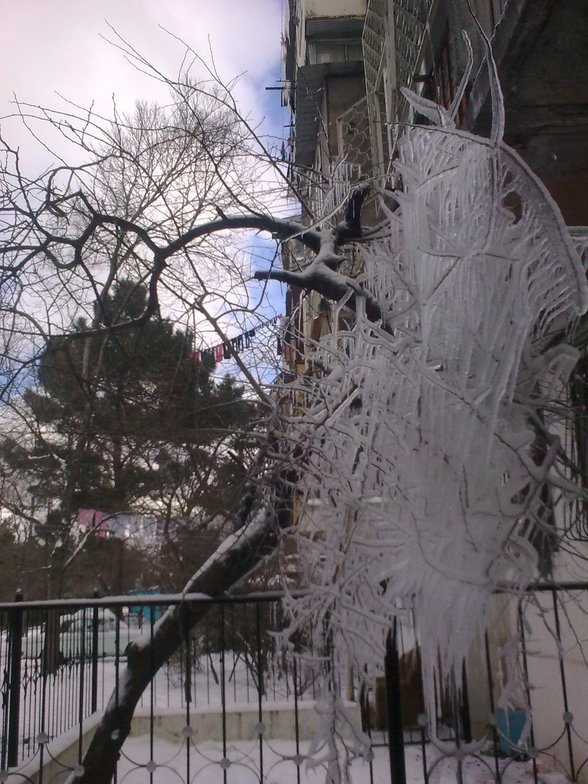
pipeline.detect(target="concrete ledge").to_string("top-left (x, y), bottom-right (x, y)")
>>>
top-left (6, 701), bottom-right (362, 783)
top-left (130, 699), bottom-right (343, 743)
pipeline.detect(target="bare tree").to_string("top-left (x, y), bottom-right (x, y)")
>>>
top-left (0, 36), bottom-right (380, 780)
top-left (2, 24), bottom-right (588, 783)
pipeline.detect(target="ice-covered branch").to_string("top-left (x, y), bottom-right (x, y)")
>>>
top-left (254, 184), bottom-right (386, 325)
top-left (284, 80), bottom-right (588, 725)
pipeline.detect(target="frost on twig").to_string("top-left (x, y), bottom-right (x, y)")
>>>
top-left (304, 695), bottom-right (372, 784)
top-left (283, 71), bottom-right (588, 737)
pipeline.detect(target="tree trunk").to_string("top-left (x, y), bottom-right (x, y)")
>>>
top-left (68, 494), bottom-right (288, 784)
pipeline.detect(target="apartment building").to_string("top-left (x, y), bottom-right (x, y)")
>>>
top-left (363, 0), bottom-right (588, 223)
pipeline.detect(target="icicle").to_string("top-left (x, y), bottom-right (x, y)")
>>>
top-left (283, 30), bottom-right (588, 757)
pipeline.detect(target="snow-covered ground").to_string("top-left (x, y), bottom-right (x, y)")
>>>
top-left (3, 648), bottom-right (573, 782)
top-left (118, 735), bottom-right (569, 783)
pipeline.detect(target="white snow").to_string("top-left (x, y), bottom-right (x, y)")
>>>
top-left (116, 734), bottom-right (570, 784)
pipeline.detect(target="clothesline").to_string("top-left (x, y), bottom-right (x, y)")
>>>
top-left (189, 315), bottom-right (283, 363)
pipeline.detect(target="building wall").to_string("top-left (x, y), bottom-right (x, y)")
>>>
top-left (304, 0), bottom-right (366, 18)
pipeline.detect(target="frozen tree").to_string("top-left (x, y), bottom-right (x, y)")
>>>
top-left (1, 29), bottom-right (587, 784)
top-left (280, 35), bottom-right (588, 762)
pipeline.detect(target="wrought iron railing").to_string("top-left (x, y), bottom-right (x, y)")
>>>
top-left (0, 584), bottom-right (587, 782)
top-left (0, 592), bottom-right (384, 782)
top-left (415, 582), bottom-right (588, 784)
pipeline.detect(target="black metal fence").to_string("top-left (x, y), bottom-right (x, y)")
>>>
top-left (394, 582), bottom-right (588, 784)
top-left (1, 591), bottom-right (379, 783)
top-left (0, 584), bottom-right (587, 783)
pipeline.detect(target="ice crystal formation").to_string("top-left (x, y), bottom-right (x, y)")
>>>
top-left (285, 85), bottom-right (588, 699)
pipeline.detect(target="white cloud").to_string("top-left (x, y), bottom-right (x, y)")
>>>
top-left (0, 0), bottom-right (290, 382)
top-left (1, 0), bottom-right (283, 130)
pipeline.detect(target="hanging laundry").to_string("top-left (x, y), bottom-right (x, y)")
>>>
top-left (190, 318), bottom-right (280, 361)
top-left (77, 508), bottom-right (109, 538)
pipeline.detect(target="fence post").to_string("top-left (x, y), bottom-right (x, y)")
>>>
top-left (91, 590), bottom-right (100, 713)
top-left (460, 661), bottom-right (472, 744)
top-left (385, 619), bottom-right (407, 784)
top-left (7, 590), bottom-right (24, 768)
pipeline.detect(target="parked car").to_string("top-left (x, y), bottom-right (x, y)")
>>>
top-left (22, 608), bottom-right (144, 660)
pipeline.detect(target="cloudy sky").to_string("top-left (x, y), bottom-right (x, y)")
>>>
top-left (1, 0), bottom-right (284, 134)
top-left (0, 0), bottom-right (289, 378)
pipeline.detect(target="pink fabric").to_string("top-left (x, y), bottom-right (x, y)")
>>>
top-left (77, 508), bottom-right (109, 537)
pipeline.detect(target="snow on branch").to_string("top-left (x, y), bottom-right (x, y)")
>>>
top-left (284, 80), bottom-right (588, 717)
top-left (253, 184), bottom-right (386, 324)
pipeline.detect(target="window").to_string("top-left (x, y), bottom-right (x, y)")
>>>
top-left (307, 40), bottom-right (363, 65)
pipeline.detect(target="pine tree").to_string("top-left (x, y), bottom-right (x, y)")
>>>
top-left (0, 280), bottom-right (257, 596)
